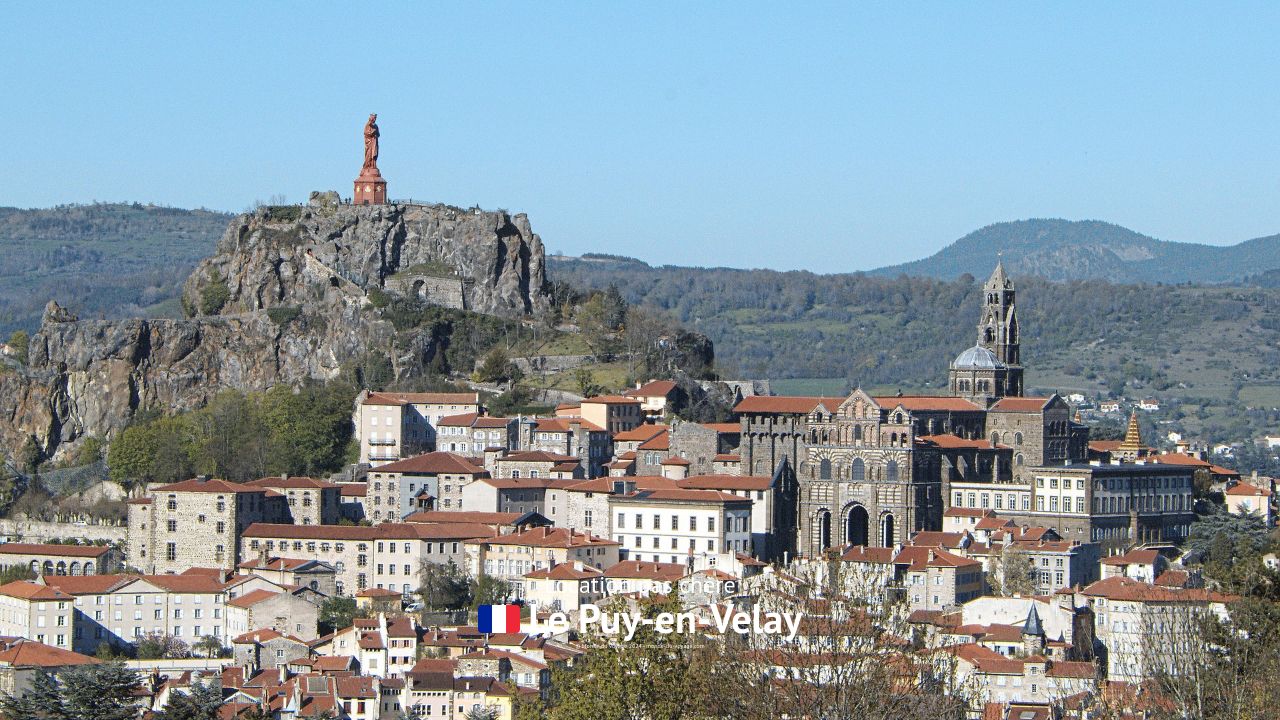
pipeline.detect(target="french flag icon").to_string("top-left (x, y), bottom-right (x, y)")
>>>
top-left (478, 604), bottom-right (521, 633)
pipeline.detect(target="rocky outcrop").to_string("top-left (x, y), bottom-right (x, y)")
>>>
top-left (0, 203), bottom-right (552, 460)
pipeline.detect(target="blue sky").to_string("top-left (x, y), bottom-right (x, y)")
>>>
top-left (2, 3), bottom-right (1278, 271)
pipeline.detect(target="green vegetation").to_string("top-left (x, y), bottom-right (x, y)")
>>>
top-left (319, 595), bottom-right (359, 633)
top-left (106, 382), bottom-right (354, 489)
top-left (0, 662), bottom-right (142, 720)
top-left (198, 270), bottom-right (230, 315)
top-left (0, 203), bottom-right (230, 335)
top-left (418, 560), bottom-right (472, 611)
top-left (266, 305), bottom-right (302, 326)
top-left (263, 205), bottom-right (302, 223)
top-left (5, 329), bottom-right (28, 363)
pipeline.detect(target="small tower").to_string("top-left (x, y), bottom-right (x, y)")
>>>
top-left (1021, 604), bottom-right (1046, 656)
top-left (1113, 411), bottom-right (1146, 462)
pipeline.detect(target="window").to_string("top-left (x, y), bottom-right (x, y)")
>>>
top-left (166, 543), bottom-right (177, 561)
top-left (167, 520), bottom-right (177, 532)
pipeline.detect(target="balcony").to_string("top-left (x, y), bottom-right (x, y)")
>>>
top-left (367, 438), bottom-right (397, 446)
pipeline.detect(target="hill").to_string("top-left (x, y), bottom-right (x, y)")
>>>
top-left (869, 219), bottom-right (1280, 284)
top-left (0, 203), bottom-right (231, 334)
top-left (550, 256), bottom-right (1280, 443)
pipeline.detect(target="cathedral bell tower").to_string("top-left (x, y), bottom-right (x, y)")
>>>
top-left (949, 263), bottom-right (1025, 404)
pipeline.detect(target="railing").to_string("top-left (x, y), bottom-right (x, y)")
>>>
top-left (367, 438), bottom-right (397, 446)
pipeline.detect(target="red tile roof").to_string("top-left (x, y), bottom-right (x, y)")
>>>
top-left (0, 639), bottom-right (98, 668)
top-left (1225, 483), bottom-right (1271, 497)
top-left (839, 546), bottom-right (896, 564)
top-left (604, 560), bottom-right (687, 582)
top-left (1101, 549), bottom-right (1160, 566)
top-left (374, 452), bottom-right (490, 476)
top-left (989, 397), bottom-right (1053, 412)
top-left (246, 476), bottom-right (337, 490)
top-left (152, 478), bottom-right (268, 494)
top-left (624, 380), bottom-right (678, 398)
top-left (1082, 576), bottom-right (1235, 603)
top-left (501, 451), bottom-right (579, 463)
top-left (637, 432), bottom-right (670, 451)
top-left (874, 396), bottom-right (982, 412)
top-left (613, 488), bottom-right (752, 504)
top-left (228, 589), bottom-right (282, 609)
top-left (403, 510), bottom-right (524, 525)
top-left (613, 424), bottom-right (669, 442)
top-left (525, 562), bottom-right (605, 580)
top-left (0, 581), bottom-right (71, 600)
top-left (582, 395), bottom-right (641, 405)
top-left (338, 483), bottom-right (367, 497)
top-left (38, 574), bottom-right (136, 595)
top-left (734, 396), bottom-right (839, 414)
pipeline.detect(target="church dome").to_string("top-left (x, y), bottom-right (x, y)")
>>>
top-left (953, 345), bottom-right (1005, 369)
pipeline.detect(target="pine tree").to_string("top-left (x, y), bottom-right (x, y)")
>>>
top-left (153, 678), bottom-right (224, 720)
top-left (0, 667), bottom-right (68, 720)
top-left (60, 662), bottom-right (142, 720)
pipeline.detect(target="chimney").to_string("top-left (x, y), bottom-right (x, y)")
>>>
top-left (278, 664), bottom-right (287, 685)
top-left (196, 474), bottom-right (211, 482)
top-left (281, 473), bottom-right (288, 481)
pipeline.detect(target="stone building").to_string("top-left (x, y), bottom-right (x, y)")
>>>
top-left (355, 391), bottom-right (482, 467)
top-left (367, 452), bottom-right (490, 520)
top-left (126, 478), bottom-right (289, 575)
top-left (245, 475), bottom-right (342, 526)
top-left (668, 421), bottom-right (742, 476)
top-left (737, 266), bottom-right (1091, 558)
top-left (0, 543), bottom-right (118, 577)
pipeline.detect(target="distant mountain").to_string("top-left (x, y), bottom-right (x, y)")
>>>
top-left (0, 203), bottom-right (231, 334)
top-left (869, 219), bottom-right (1280, 284)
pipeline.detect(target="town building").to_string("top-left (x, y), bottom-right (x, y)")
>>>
top-left (0, 581), bottom-right (74, 650)
top-left (368, 452), bottom-right (490, 520)
top-left (1224, 481), bottom-right (1273, 525)
top-left (245, 475), bottom-right (342, 525)
top-left (622, 380), bottom-right (679, 421)
top-left (464, 527), bottom-right (620, 597)
top-left (355, 391), bottom-right (481, 466)
top-left (127, 477), bottom-right (289, 575)
top-left (0, 543), bottom-right (118, 577)
top-left (435, 413), bottom-right (519, 454)
top-left (609, 488), bottom-right (753, 567)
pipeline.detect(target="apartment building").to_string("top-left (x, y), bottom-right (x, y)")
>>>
top-left (464, 527), bottom-right (620, 597)
top-left (127, 478), bottom-right (288, 575)
top-left (368, 452), bottom-right (489, 519)
top-left (676, 474), bottom-right (780, 559)
top-left (436, 413), bottom-right (519, 454)
top-left (489, 451), bottom-right (583, 482)
top-left (0, 581), bottom-right (74, 649)
top-left (244, 475), bottom-right (342, 525)
top-left (578, 396), bottom-right (643, 435)
top-left (622, 380), bottom-right (679, 421)
top-left (948, 461), bottom-right (1198, 545)
top-left (241, 522), bottom-right (496, 596)
top-left (40, 572), bottom-right (231, 656)
top-left (547, 476), bottom-right (675, 537)
top-left (609, 488), bottom-right (752, 567)
top-left (225, 589), bottom-right (319, 641)
top-left (355, 391), bottom-right (482, 466)
top-left (896, 546), bottom-right (985, 613)
top-left (236, 557), bottom-right (338, 597)
top-left (528, 417), bottom-right (611, 478)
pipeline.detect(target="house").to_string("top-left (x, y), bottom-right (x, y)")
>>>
top-left (465, 527), bottom-right (620, 597)
top-left (0, 581), bottom-right (74, 650)
top-left (623, 380), bottom-right (679, 420)
top-left (524, 562), bottom-right (606, 613)
top-left (677, 473), bottom-right (783, 559)
top-left (231, 628), bottom-right (311, 671)
top-left (578, 396), bottom-right (644, 435)
top-left (897, 546), bottom-right (985, 613)
top-left (528, 417), bottom-right (611, 477)
top-left (225, 589), bottom-right (319, 641)
top-left (368, 451), bottom-right (490, 519)
top-left (435, 413), bottom-right (519, 454)
top-left (1082, 576), bottom-right (1235, 683)
top-left (244, 475), bottom-right (342, 525)
top-left (1100, 548), bottom-right (1167, 584)
top-left (602, 560), bottom-right (687, 597)
top-left (1224, 482), bottom-right (1273, 525)
top-left (236, 557), bottom-right (338, 597)
top-left (0, 638), bottom-right (98, 699)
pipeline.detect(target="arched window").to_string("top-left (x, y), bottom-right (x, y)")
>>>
top-left (886, 460), bottom-right (899, 483)
top-left (1015, 454), bottom-right (1024, 466)
top-left (1015, 432), bottom-right (1023, 446)
top-left (851, 458), bottom-right (865, 482)
top-left (69, 562), bottom-right (82, 576)
top-left (991, 432), bottom-right (1000, 445)
top-left (853, 425), bottom-right (862, 441)
top-left (894, 413), bottom-right (903, 424)
top-left (42, 561), bottom-right (53, 576)
top-left (819, 459), bottom-right (832, 480)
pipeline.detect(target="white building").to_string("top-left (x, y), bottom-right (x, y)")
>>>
top-left (0, 581), bottom-right (74, 650)
top-left (355, 391), bottom-right (481, 467)
top-left (609, 488), bottom-right (752, 567)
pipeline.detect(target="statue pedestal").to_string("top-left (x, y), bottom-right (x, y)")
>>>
top-left (354, 169), bottom-right (387, 205)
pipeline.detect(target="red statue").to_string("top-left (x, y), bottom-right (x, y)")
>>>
top-left (355, 113), bottom-right (387, 204)
top-left (362, 114), bottom-right (380, 171)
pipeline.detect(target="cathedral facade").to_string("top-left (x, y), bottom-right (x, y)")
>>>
top-left (736, 265), bottom-right (1090, 558)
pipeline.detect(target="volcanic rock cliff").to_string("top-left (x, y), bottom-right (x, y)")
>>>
top-left (0, 202), bottom-right (551, 459)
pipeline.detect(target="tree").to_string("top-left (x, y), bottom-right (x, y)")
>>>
top-left (153, 678), bottom-right (224, 720)
top-left (573, 367), bottom-right (604, 398)
top-left (0, 564), bottom-right (34, 584)
top-left (17, 435), bottom-right (42, 474)
top-left (464, 707), bottom-right (500, 720)
top-left (997, 545), bottom-right (1036, 597)
top-left (419, 560), bottom-right (472, 611)
top-left (319, 595), bottom-right (359, 632)
top-left (475, 346), bottom-right (516, 384)
top-left (198, 270), bottom-right (231, 315)
top-left (195, 635), bottom-right (224, 659)
top-left (58, 662), bottom-right (142, 720)
top-left (136, 632), bottom-right (190, 660)
top-left (0, 667), bottom-right (66, 719)
top-left (6, 330), bottom-right (29, 365)
top-left (470, 574), bottom-right (513, 609)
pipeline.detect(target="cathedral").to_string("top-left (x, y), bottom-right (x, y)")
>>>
top-left (736, 265), bottom-right (1090, 558)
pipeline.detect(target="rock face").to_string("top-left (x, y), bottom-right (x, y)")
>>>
top-left (0, 203), bottom-right (551, 460)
